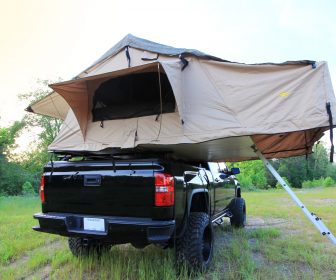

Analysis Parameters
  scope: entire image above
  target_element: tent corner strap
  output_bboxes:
[251,142,336,245]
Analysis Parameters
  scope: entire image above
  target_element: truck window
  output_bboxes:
[208,162,220,179]
[218,162,228,173]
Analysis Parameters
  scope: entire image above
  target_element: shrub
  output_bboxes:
[302,178,325,188]
[326,164,336,181]
[242,184,258,192]
[301,180,313,188]
[22,181,35,196]
[315,178,324,187]
[251,172,267,189]
[323,176,335,187]
[239,176,257,191]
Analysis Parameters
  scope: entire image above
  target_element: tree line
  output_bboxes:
[230,143,336,190]
[1,81,336,195]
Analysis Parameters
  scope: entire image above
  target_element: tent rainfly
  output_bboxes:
[27,34,336,162]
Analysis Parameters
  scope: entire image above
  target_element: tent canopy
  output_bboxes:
[27,34,336,162]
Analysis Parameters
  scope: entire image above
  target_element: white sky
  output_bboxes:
[0,0,336,126]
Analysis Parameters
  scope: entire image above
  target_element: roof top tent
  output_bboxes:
[28,34,336,162]
[28,34,336,244]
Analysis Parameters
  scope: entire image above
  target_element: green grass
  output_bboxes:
[0,196,60,264]
[1,188,336,279]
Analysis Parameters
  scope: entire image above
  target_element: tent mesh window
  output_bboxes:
[92,72,176,121]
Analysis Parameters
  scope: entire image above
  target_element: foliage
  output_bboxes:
[20,80,63,138]
[230,160,268,190]
[229,143,336,190]
[0,121,25,149]
[302,178,322,188]
[0,121,31,196]
[278,144,334,188]
[0,159,35,196]
[302,177,336,188]
[276,156,308,188]
[238,176,256,191]
[323,176,335,187]
[326,163,336,181]
[0,80,62,196]
[22,181,36,196]
[18,79,62,180]
[275,177,290,189]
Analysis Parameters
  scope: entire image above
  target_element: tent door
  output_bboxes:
[252,144,336,245]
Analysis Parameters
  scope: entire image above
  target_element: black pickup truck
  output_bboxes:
[33,153,246,271]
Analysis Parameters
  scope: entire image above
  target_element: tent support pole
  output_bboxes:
[252,144,336,245]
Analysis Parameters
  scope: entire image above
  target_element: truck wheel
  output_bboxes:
[68,237,109,257]
[230,198,246,228]
[176,212,214,271]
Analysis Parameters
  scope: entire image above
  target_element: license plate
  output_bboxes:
[83,218,105,232]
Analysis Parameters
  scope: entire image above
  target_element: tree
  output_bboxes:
[0,121,29,195]
[19,79,63,173]
[230,160,268,189]
[0,120,25,151]
[277,156,308,188]
[20,80,63,146]
[310,144,329,180]
[228,143,336,190]
[0,80,63,195]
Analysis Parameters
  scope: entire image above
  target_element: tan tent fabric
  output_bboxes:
[49,82,88,135]
[28,91,69,120]
[162,59,335,138]
[80,47,176,78]
[48,62,168,135]
[29,35,336,161]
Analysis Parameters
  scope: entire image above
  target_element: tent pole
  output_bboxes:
[251,144,336,245]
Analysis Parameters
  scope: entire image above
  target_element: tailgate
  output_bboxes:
[43,161,163,217]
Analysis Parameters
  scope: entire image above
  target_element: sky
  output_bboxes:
[1,0,336,126]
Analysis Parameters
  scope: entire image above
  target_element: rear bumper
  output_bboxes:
[33,212,175,244]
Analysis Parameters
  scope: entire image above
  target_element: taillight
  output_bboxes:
[40,175,45,203]
[155,173,174,207]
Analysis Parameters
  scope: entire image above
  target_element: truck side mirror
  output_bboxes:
[219,173,228,180]
[230,167,240,175]
[218,167,240,179]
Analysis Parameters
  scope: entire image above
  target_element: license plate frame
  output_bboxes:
[83,217,105,232]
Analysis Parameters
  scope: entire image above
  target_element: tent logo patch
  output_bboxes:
[279,92,290,97]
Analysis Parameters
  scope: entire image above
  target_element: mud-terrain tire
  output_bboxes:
[230,198,246,228]
[176,212,214,271]
[68,237,110,257]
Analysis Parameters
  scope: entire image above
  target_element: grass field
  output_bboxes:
[0,188,335,279]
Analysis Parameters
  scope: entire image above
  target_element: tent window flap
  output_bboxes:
[92,72,176,121]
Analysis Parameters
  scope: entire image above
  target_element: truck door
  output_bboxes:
[198,168,214,215]
[208,162,236,214]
